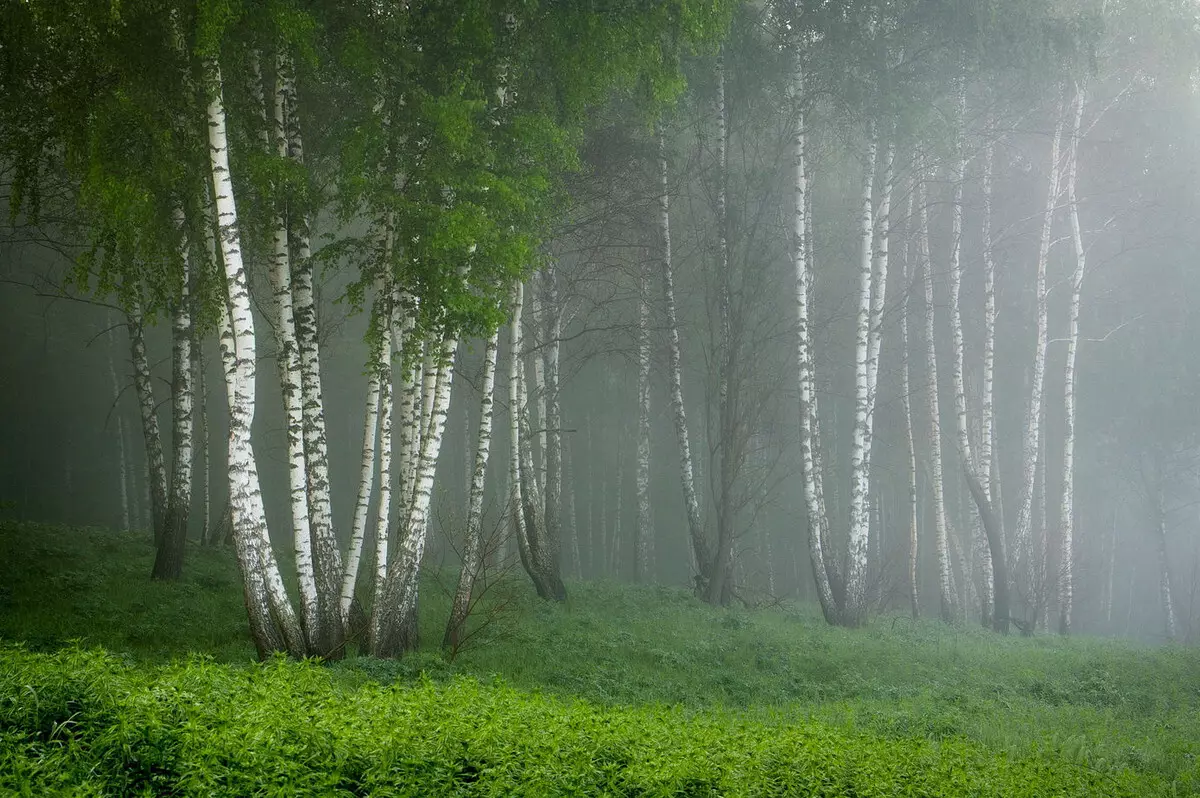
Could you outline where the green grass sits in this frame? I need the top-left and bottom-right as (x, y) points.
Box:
(2, 520), (1198, 795)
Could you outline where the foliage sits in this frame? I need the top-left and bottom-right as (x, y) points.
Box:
(2, 522), (1199, 793)
(0, 644), (1157, 796)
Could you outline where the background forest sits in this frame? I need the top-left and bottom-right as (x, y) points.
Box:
(2, 0), (1200, 794)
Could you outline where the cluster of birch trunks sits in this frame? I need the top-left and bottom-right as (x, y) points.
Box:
(116, 23), (1184, 659)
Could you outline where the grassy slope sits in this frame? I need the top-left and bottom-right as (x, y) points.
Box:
(2, 520), (1198, 795)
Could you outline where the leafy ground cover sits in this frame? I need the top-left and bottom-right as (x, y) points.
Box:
(1, 520), (1197, 795)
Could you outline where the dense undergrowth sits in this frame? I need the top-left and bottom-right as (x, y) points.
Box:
(1, 520), (1198, 795)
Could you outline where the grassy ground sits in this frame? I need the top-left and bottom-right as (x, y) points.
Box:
(2, 520), (1198, 795)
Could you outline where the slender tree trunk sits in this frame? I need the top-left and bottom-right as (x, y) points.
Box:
(444, 330), (500, 651)
(530, 283), (547, 494)
(128, 304), (168, 545)
(367, 317), (395, 651)
(153, 209), (195, 580)
(899, 187), (920, 619)
(543, 268), (565, 585)
(1014, 97), (1065, 612)
(918, 173), (954, 623)
(1152, 470), (1177, 641)
(105, 322), (132, 532)
(342, 290), (389, 625)
(636, 255), (654, 584)
(945, 83), (985, 626)
(658, 121), (709, 587)
(565, 433), (582, 579)
(708, 48), (736, 606)
(282, 54), (344, 656)
(195, 323), (211, 545)
(844, 128), (880, 625)
(205, 56), (304, 658)
(1058, 83), (1086, 635)
(264, 53), (319, 646)
(374, 334), (458, 655)
(790, 55), (836, 624)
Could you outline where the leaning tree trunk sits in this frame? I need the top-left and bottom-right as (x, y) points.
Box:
(152, 210), (195, 580)
(205, 56), (304, 659)
(1013, 97), (1065, 617)
(283, 54), (344, 657)
(918, 172), (955, 623)
(444, 330), (500, 652)
(128, 303), (168, 546)
(844, 128), (880, 627)
(790, 54), (837, 624)
(658, 121), (710, 588)
(1058, 83), (1086, 635)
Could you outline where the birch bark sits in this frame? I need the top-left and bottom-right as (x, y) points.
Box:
(658, 120), (710, 585)
(268, 53), (318, 644)
(900, 188), (919, 619)
(283, 54), (344, 655)
(152, 208), (195, 580)
(1057, 84), (1086, 635)
(128, 303), (168, 545)
(844, 128), (879, 625)
(444, 330), (500, 651)
(918, 173), (954, 622)
(205, 56), (304, 658)
(1013, 98), (1065, 610)
(790, 53), (836, 623)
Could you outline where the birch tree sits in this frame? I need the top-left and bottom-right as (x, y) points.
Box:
(1057, 83), (1086, 635)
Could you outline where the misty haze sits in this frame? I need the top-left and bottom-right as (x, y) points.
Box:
(2, 0), (1199, 795)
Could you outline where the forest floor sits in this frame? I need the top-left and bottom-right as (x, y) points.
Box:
(1, 520), (1197, 795)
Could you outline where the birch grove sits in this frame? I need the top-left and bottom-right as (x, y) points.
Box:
(6, 0), (1198, 659)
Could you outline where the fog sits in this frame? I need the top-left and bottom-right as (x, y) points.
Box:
(3, 0), (1200, 647)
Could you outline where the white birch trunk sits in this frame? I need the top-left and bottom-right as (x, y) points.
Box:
(1058, 84), (1086, 635)
(128, 304), (168, 544)
(342, 287), (389, 624)
(542, 266), (565, 586)
(658, 121), (708, 582)
(529, 282), (547, 494)
(205, 56), (304, 658)
(710, 46), (735, 605)
(1154, 475), (1177, 641)
(1014, 99), (1065, 602)
(265, 52), (319, 642)
(368, 322), (394, 649)
(444, 330), (499, 651)
(844, 128), (879, 625)
(105, 323), (132, 531)
(636, 259), (653, 583)
(152, 208), (195, 580)
(900, 187), (919, 619)
(790, 54), (836, 623)
(374, 335), (457, 655)
(918, 173), (954, 622)
(283, 54), (344, 654)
